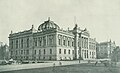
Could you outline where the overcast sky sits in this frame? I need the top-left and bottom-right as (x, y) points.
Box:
(0, 0), (120, 45)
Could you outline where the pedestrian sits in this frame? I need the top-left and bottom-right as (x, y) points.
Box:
(52, 63), (56, 72)
(95, 61), (98, 66)
(59, 61), (62, 66)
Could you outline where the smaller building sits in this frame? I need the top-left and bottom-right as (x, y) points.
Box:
(0, 42), (9, 60)
(96, 40), (116, 59)
(111, 46), (120, 62)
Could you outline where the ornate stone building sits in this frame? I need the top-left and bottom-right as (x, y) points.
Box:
(9, 18), (96, 61)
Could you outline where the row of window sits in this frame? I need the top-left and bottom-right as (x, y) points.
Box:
(59, 49), (74, 54)
(11, 35), (55, 49)
(58, 39), (74, 47)
(89, 42), (96, 50)
(80, 37), (88, 49)
(11, 38), (29, 49)
(58, 34), (74, 47)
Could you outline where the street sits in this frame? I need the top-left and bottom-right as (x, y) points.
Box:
(0, 61), (120, 73)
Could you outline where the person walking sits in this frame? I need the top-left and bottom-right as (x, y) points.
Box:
(95, 61), (98, 66)
(59, 61), (62, 66)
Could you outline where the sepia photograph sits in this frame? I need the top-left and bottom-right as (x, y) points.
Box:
(0, 0), (120, 73)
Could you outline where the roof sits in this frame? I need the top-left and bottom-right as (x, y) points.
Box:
(38, 17), (60, 31)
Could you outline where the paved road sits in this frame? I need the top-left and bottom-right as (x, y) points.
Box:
(0, 60), (87, 72)
(0, 60), (120, 72)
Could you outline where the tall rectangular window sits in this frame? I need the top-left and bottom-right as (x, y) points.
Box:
(27, 38), (29, 48)
(68, 50), (70, 54)
(59, 49), (61, 54)
(59, 39), (61, 45)
(34, 38), (37, 46)
(43, 36), (46, 46)
(39, 37), (42, 46)
(50, 49), (52, 54)
(21, 50), (23, 54)
(64, 49), (66, 54)
(21, 39), (23, 48)
(11, 41), (13, 49)
(34, 50), (36, 55)
(16, 40), (18, 49)
(87, 50), (88, 58)
(39, 50), (41, 55)
(68, 41), (70, 46)
(72, 42), (74, 46)
(44, 49), (45, 54)
(63, 40), (65, 45)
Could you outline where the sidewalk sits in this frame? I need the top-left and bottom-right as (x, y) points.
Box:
(0, 60), (87, 72)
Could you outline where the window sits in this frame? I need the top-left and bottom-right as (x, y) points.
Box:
(59, 49), (61, 54)
(39, 50), (41, 55)
(87, 50), (88, 58)
(68, 41), (70, 46)
(44, 49), (46, 54)
(59, 39), (61, 45)
(34, 50), (36, 55)
(11, 40), (13, 49)
(27, 38), (29, 48)
(39, 40), (42, 46)
(68, 50), (70, 54)
(24, 50), (25, 54)
(43, 57), (45, 59)
(38, 37), (42, 46)
(21, 50), (23, 54)
(84, 50), (86, 58)
(49, 38), (53, 45)
(21, 39), (23, 48)
(34, 38), (37, 46)
(64, 49), (66, 54)
(16, 40), (18, 49)
(63, 40), (65, 45)
(72, 42), (74, 46)
(49, 56), (52, 60)
(43, 36), (46, 46)
(50, 49), (52, 54)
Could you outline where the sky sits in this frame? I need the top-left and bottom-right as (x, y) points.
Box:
(0, 0), (120, 45)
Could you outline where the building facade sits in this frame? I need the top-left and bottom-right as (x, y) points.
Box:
(96, 40), (116, 59)
(9, 18), (96, 61)
(111, 46), (120, 62)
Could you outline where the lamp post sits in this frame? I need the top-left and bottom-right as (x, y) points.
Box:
(78, 28), (86, 63)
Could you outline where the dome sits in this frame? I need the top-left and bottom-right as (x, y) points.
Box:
(38, 17), (60, 31)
